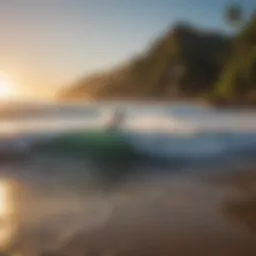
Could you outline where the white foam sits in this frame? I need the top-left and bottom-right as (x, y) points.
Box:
(1, 104), (256, 136)
(0, 104), (256, 157)
(123, 114), (198, 135)
(123, 108), (256, 134)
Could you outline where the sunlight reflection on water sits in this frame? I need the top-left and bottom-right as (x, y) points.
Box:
(0, 179), (20, 251)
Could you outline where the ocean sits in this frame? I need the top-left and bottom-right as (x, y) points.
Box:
(0, 102), (256, 255)
(1, 102), (256, 167)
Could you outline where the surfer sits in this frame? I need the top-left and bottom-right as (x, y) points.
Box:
(107, 108), (125, 131)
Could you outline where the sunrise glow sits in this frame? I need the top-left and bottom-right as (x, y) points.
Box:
(0, 75), (16, 100)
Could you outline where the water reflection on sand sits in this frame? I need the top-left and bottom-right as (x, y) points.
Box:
(0, 179), (20, 252)
(0, 156), (253, 256)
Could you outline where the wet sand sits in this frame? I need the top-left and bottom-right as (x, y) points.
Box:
(1, 156), (256, 256)
(59, 173), (256, 256)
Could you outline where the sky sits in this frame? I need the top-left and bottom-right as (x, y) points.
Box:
(0, 0), (255, 98)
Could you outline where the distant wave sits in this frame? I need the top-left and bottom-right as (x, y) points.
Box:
(0, 104), (256, 164)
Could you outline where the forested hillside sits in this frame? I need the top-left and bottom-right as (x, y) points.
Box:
(60, 5), (256, 105)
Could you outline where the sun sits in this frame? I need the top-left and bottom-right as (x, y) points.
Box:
(0, 76), (16, 100)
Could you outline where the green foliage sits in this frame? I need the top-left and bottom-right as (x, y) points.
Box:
(215, 16), (256, 104)
(224, 3), (244, 29)
(60, 24), (229, 101)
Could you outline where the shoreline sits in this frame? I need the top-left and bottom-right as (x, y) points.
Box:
(57, 97), (256, 109)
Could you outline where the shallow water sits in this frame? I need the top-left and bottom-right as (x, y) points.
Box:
(3, 162), (256, 256)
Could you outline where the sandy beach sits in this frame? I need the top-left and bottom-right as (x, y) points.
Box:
(3, 155), (255, 256)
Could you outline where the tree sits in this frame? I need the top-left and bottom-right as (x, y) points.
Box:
(224, 3), (244, 30)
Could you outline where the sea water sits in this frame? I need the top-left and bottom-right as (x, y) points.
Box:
(0, 102), (256, 255)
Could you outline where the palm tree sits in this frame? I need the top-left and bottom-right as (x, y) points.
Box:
(224, 3), (244, 30)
